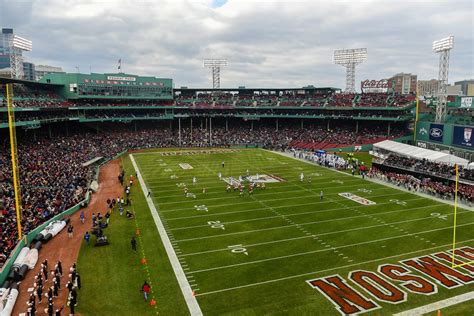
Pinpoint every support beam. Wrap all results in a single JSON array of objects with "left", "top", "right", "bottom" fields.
[
  {"left": 209, "top": 117, "right": 212, "bottom": 146},
  {"left": 178, "top": 117, "right": 182, "bottom": 146}
]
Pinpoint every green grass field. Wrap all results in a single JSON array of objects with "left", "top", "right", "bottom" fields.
[{"left": 77, "top": 149, "right": 474, "bottom": 315}]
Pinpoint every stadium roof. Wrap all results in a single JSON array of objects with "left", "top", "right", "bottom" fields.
[
  {"left": 373, "top": 140, "right": 469, "bottom": 166},
  {"left": 0, "top": 77, "right": 64, "bottom": 86}
]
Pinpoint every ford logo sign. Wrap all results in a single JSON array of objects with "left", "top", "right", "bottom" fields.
[{"left": 430, "top": 128, "right": 443, "bottom": 137}]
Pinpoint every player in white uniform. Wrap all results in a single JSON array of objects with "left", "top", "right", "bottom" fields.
[
  {"left": 300, "top": 173, "right": 304, "bottom": 182},
  {"left": 192, "top": 176, "right": 197, "bottom": 185}
]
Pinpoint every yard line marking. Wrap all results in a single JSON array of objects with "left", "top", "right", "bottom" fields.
[
  {"left": 393, "top": 291, "right": 474, "bottom": 316},
  {"left": 155, "top": 183, "right": 390, "bottom": 206},
  {"left": 164, "top": 198, "right": 440, "bottom": 221},
  {"left": 175, "top": 204, "right": 451, "bottom": 242},
  {"left": 146, "top": 173, "right": 361, "bottom": 186},
  {"left": 161, "top": 195, "right": 427, "bottom": 214},
  {"left": 168, "top": 201, "right": 452, "bottom": 232},
  {"left": 150, "top": 183, "right": 386, "bottom": 202},
  {"left": 194, "top": 239, "right": 474, "bottom": 297},
  {"left": 188, "top": 222, "right": 474, "bottom": 274},
  {"left": 130, "top": 154, "right": 202, "bottom": 316}
]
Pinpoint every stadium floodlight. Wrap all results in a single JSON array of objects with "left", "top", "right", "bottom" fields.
[
  {"left": 432, "top": 36, "right": 454, "bottom": 52},
  {"left": 203, "top": 59, "right": 227, "bottom": 89},
  {"left": 9, "top": 35, "right": 32, "bottom": 79},
  {"left": 334, "top": 48, "right": 367, "bottom": 93},
  {"left": 432, "top": 36, "right": 454, "bottom": 123}
]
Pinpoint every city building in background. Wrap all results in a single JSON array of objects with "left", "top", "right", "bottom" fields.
[
  {"left": 389, "top": 73, "right": 417, "bottom": 95},
  {"left": 0, "top": 28, "right": 32, "bottom": 79},
  {"left": 417, "top": 79, "right": 440, "bottom": 97},
  {"left": 454, "top": 79, "right": 474, "bottom": 96},
  {"left": 446, "top": 84, "right": 462, "bottom": 96},
  {"left": 23, "top": 61, "right": 35, "bottom": 81},
  {"left": 35, "top": 64, "right": 64, "bottom": 80}
]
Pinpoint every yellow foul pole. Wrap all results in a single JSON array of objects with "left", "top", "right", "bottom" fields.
[
  {"left": 413, "top": 86, "right": 419, "bottom": 143},
  {"left": 6, "top": 83, "right": 23, "bottom": 240}
]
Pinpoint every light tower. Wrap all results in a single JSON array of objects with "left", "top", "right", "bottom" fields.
[
  {"left": 203, "top": 59, "right": 227, "bottom": 89},
  {"left": 9, "top": 35, "right": 32, "bottom": 79},
  {"left": 433, "top": 36, "right": 454, "bottom": 123},
  {"left": 334, "top": 48, "right": 367, "bottom": 93}
]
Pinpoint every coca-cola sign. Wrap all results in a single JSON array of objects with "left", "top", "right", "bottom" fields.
[{"left": 361, "top": 79, "right": 389, "bottom": 92}]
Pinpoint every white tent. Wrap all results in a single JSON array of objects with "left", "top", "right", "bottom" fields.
[{"left": 373, "top": 140, "right": 469, "bottom": 166}]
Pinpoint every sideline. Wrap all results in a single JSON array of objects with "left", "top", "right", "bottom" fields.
[
  {"left": 130, "top": 154, "right": 203, "bottom": 316},
  {"left": 393, "top": 291, "right": 474, "bottom": 316},
  {"left": 272, "top": 150, "right": 473, "bottom": 210}
]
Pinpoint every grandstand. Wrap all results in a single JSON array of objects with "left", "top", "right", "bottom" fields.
[{"left": 1, "top": 71, "right": 473, "bottom": 316}]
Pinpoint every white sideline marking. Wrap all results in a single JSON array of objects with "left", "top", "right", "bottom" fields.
[
  {"left": 130, "top": 154, "right": 202, "bottom": 316},
  {"left": 393, "top": 291, "right": 474, "bottom": 316},
  {"left": 195, "top": 239, "right": 474, "bottom": 297}
]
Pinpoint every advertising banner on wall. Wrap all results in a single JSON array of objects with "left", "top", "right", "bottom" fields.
[
  {"left": 453, "top": 126, "right": 473, "bottom": 148},
  {"left": 429, "top": 123, "right": 444, "bottom": 142}
]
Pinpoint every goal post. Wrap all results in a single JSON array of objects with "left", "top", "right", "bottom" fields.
[{"left": 450, "top": 164, "right": 473, "bottom": 269}]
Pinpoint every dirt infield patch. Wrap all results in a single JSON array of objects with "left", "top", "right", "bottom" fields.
[{"left": 12, "top": 160, "right": 123, "bottom": 316}]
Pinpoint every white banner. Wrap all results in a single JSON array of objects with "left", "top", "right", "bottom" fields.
[
  {"left": 460, "top": 97, "right": 472, "bottom": 108},
  {"left": 107, "top": 75, "right": 136, "bottom": 81}
]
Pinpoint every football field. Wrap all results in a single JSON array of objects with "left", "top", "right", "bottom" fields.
[{"left": 131, "top": 148, "right": 474, "bottom": 315}]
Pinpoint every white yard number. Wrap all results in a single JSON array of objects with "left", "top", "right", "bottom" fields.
[
  {"left": 358, "top": 188, "right": 372, "bottom": 193},
  {"left": 208, "top": 220, "right": 225, "bottom": 230},
  {"left": 431, "top": 213, "right": 448, "bottom": 221},
  {"left": 228, "top": 244, "right": 248, "bottom": 255},
  {"left": 176, "top": 183, "right": 186, "bottom": 188},
  {"left": 186, "top": 193, "right": 196, "bottom": 198},
  {"left": 332, "top": 180, "right": 344, "bottom": 184},
  {"left": 390, "top": 199, "right": 407, "bottom": 206},
  {"left": 194, "top": 205, "right": 208, "bottom": 212},
  {"left": 164, "top": 168, "right": 172, "bottom": 172},
  {"left": 170, "top": 175, "right": 179, "bottom": 179}
]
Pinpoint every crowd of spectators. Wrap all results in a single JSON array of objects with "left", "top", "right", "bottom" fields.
[
  {"left": 383, "top": 154, "right": 474, "bottom": 182},
  {"left": 0, "top": 122, "right": 404, "bottom": 267},
  {"left": 163, "top": 91, "right": 415, "bottom": 108},
  {"left": 368, "top": 166, "right": 473, "bottom": 204}
]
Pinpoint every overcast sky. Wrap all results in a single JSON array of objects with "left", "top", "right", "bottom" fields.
[{"left": 0, "top": 0, "right": 472, "bottom": 90}]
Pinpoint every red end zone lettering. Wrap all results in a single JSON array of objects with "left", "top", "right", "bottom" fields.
[
  {"left": 349, "top": 270, "right": 406, "bottom": 304},
  {"left": 401, "top": 256, "right": 474, "bottom": 289},
  {"left": 378, "top": 264, "right": 437, "bottom": 295},
  {"left": 307, "top": 275, "right": 380, "bottom": 315},
  {"left": 456, "top": 247, "right": 474, "bottom": 261},
  {"left": 433, "top": 252, "right": 474, "bottom": 274}
]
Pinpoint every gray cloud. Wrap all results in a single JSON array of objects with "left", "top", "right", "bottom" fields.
[{"left": 0, "top": 0, "right": 472, "bottom": 90}]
